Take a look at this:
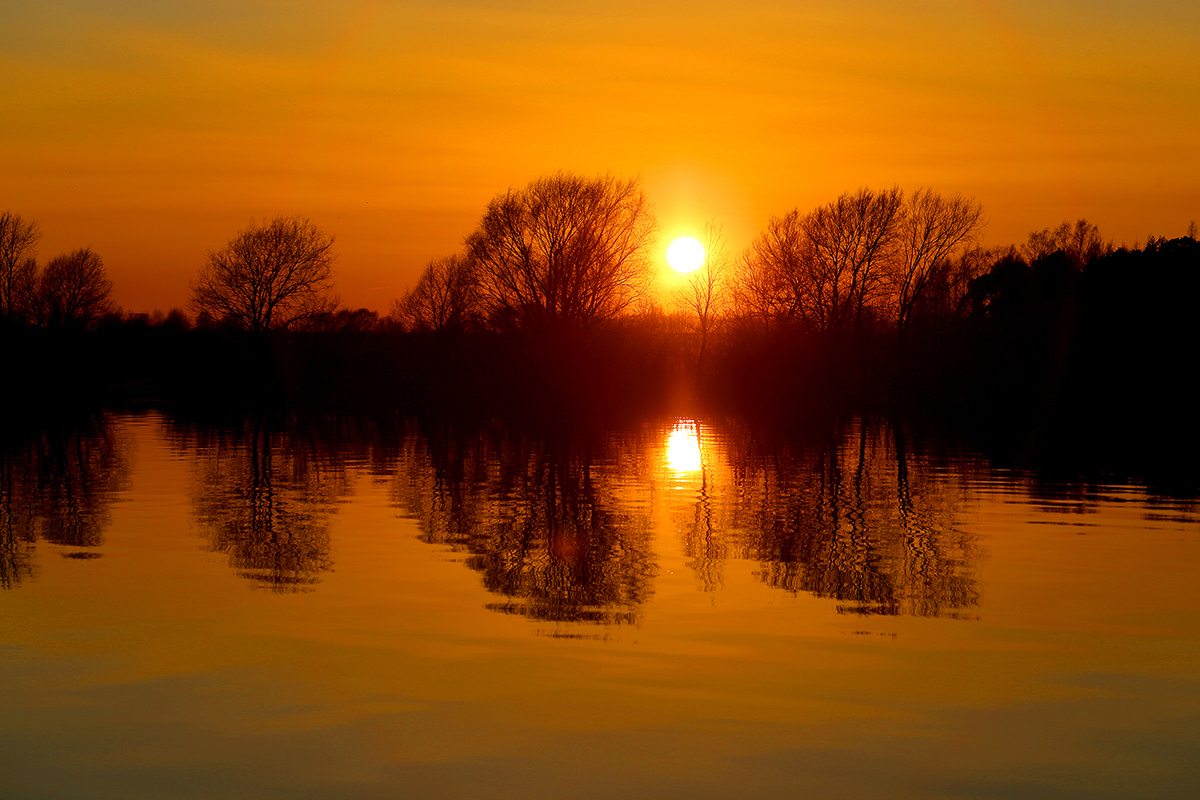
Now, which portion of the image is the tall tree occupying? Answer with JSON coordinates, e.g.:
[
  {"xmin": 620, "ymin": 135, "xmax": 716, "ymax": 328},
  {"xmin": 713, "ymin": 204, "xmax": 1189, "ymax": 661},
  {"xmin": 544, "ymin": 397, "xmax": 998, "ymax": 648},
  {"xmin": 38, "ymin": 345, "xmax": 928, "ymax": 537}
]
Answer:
[
  {"xmin": 739, "ymin": 188, "xmax": 904, "ymax": 338},
  {"xmin": 737, "ymin": 208, "xmax": 808, "ymax": 327},
  {"xmin": 0, "ymin": 211, "xmax": 41, "ymax": 321},
  {"xmin": 192, "ymin": 216, "xmax": 338, "ymax": 332},
  {"xmin": 36, "ymin": 248, "xmax": 114, "ymax": 329},
  {"xmin": 892, "ymin": 189, "xmax": 984, "ymax": 334},
  {"xmin": 466, "ymin": 173, "xmax": 656, "ymax": 332},
  {"xmin": 390, "ymin": 253, "xmax": 478, "ymax": 333},
  {"xmin": 1023, "ymin": 219, "xmax": 1109, "ymax": 267},
  {"xmin": 675, "ymin": 222, "xmax": 731, "ymax": 370},
  {"xmin": 802, "ymin": 186, "xmax": 904, "ymax": 337}
]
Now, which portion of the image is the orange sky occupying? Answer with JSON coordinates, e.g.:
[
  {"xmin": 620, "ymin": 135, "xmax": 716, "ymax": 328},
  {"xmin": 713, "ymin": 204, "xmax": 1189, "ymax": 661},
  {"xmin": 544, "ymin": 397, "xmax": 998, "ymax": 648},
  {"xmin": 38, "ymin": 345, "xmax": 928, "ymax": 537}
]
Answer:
[{"xmin": 3, "ymin": 0, "xmax": 1198, "ymax": 314}]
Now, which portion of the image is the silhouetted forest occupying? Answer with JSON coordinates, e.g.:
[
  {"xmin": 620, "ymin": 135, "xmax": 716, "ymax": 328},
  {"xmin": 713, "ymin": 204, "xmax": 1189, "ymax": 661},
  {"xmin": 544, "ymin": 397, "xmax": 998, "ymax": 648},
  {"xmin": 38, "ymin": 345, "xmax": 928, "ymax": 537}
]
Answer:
[{"xmin": 3, "ymin": 184, "xmax": 1197, "ymax": 477}]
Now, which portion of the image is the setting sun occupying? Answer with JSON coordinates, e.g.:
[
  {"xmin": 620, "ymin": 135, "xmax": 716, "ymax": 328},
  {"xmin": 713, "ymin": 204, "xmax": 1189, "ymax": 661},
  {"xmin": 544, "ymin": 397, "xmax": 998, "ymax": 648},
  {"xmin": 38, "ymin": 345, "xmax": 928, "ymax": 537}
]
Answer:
[{"xmin": 667, "ymin": 237, "xmax": 705, "ymax": 273}]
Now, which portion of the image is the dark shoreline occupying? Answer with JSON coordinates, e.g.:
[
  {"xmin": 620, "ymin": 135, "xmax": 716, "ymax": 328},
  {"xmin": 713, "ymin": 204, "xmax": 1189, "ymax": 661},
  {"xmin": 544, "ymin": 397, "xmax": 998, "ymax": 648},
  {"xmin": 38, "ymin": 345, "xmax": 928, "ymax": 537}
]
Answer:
[{"xmin": 3, "ymin": 235, "xmax": 1197, "ymax": 497}]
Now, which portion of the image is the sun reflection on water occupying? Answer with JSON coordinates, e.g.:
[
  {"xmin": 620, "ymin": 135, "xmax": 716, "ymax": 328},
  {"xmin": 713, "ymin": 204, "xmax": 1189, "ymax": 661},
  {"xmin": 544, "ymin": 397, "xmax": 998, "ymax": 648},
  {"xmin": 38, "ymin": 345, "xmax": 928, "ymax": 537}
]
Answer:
[{"xmin": 666, "ymin": 421, "xmax": 702, "ymax": 472}]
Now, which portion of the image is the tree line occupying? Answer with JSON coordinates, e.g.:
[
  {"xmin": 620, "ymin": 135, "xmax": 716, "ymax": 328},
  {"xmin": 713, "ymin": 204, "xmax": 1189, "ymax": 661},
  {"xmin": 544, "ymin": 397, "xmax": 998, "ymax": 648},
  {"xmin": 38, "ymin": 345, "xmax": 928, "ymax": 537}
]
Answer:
[
  {"xmin": 384, "ymin": 175, "xmax": 1141, "ymax": 357},
  {"xmin": 0, "ymin": 174, "xmax": 1165, "ymax": 341},
  {"xmin": 386, "ymin": 177, "xmax": 990, "ymax": 341},
  {"xmin": 3, "ymin": 173, "xmax": 1196, "ymax": 429}
]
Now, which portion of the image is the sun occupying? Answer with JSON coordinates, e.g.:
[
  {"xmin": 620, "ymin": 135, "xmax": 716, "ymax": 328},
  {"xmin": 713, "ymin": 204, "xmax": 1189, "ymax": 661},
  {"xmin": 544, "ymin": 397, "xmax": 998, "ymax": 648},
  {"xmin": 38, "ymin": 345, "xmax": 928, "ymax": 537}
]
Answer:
[{"xmin": 667, "ymin": 237, "xmax": 705, "ymax": 273}]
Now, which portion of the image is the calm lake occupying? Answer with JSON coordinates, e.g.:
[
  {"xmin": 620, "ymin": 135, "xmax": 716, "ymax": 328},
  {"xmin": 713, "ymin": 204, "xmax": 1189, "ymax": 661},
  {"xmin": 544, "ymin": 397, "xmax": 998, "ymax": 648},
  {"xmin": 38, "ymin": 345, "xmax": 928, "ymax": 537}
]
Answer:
[{"xmin": 2, "ymin": 410, "xmax": 1198, "ymax": 799}]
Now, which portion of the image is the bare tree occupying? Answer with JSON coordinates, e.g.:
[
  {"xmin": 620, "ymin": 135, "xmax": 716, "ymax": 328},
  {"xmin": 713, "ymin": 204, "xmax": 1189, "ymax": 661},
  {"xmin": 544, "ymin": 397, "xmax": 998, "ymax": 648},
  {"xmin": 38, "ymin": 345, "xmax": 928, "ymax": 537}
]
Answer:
[
  {"xmin": 1062, "ymin": 219, "xmax": 1109, "ymax": 266},
  {"xmin": 736, "ymin": 208, "xmax": 808, "ymax": 327},
  {"xmin": 191, "ymin": 216, "xmax": 338, "ymax": 332},
  {"xmin": 674, "ymin": 222, "xmax": 731, "ymax": 369},
  {"xmin": 803, "ymin": 186, "xmax": 904, "ymax": 337},
  {"xmin": 390, "ymin": 253, "xmax": 478, "ymax": 333},
  {"xmin": 1022, "ymin": 223, "xmax": 1065, "ymax": 263},
  {"xmin": 1023, "ymin": 219, "xmax": 1110, "ymax": 267},
  {"xmin": 8, "ymin": 258, "xmax": 39, "ymax": 324},
  {"xmin": 739, "ymin": 188, "xmax": 904, "ymax": 338},
  {"xmin": 892, "ymin": 189, "xmax": 985, "ymax": 333},
  {"xmin": 0, "ymin": 211, "xmax": 41, "ymax": 321},
  {"xmin": 466, "ymin": 172, "xmax": 656, "ymax": 332},
  {"xmin": 35, "ymin": 248, "xmax": 114, "ymax": 329}
]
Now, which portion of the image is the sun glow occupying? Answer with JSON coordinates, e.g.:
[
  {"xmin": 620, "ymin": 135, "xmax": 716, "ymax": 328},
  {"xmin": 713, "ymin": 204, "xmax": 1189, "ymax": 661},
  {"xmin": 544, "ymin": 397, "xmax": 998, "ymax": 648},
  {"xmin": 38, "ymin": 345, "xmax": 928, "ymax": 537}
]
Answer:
[
  {"xmin": 667, "ymin": 237, "xmax": 705, "ymax": 273},
  {"xmin": 666, "ymin": 422, "xmax": 703, "ymax": 472}
]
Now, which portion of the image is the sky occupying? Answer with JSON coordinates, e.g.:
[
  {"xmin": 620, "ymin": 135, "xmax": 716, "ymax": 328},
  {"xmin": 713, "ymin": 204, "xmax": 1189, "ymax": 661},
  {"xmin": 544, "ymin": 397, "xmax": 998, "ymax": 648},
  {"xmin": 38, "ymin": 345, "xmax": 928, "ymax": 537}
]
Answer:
[{"xmin": 3, "ymin": 0, "xmax": 1198, "ymax": 314}]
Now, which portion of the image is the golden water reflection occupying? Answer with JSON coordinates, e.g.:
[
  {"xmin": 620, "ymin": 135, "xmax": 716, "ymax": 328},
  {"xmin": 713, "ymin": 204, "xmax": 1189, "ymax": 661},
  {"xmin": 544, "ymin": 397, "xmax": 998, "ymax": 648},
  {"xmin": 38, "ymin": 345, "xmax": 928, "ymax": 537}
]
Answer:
[
  {"xmin": 0, "ymin": 413, "xmax": 983, "ymax": 624},
  {"xmin": 2, "ymin": 412, "xmax": 1198, "ymax": 799},
  {"xmin": 666, "ymin": 420, "xmax": 702, "ymax": 472},
  {"xmin": 387, "ymin": 416, "xmax": 981, "ymax": 621},
  {"xmin": 660, "ymin": 419, "xmax": 981, "ymax": 615},
  {"xmin": 734, "ymin": 422, "xmax": 979, "ymax": 616},
  {"xmin": 391, "ymin": 423, "xmax": 656, "ymax": 625},
  {"xmin": 0, "ymin": 413, "xmax": 984, "ymax": 620}
]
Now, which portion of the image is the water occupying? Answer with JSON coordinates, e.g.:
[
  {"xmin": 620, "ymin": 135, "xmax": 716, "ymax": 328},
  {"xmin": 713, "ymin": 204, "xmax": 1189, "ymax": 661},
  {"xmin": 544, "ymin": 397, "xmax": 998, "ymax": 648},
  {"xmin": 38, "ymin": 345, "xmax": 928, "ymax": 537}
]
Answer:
[{"xmin": 1, "ymin": 411, "xmax": 1198, "ymax": 798}]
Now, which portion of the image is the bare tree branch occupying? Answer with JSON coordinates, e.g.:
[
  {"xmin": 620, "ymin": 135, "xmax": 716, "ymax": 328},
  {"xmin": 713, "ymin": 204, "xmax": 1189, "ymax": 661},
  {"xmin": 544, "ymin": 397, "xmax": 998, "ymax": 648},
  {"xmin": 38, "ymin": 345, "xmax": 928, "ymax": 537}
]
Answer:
[
  {"xmin": 893, "ymin": 189, "xmax": 985, "ymax": 333},
  {"xmin": 0, "ymin": 211, "xmax": 41, "ymax": 321},
  {"xmin": 674, "ymin": 221, "xmax": 731, "ymax": 369},
  {"xmin": 191, "ymin": 216, "xmax": 338, "ymax": 332},
  {"xmin": 738, "ymin": 188, "xmax": 905, "ymax": 338},
  {"xmin": 466, "ymin": 173, "xmax": 656, "ymax": 332},
  {"xmin": 36, "ymin": 248, "xmax": 114, "ymax": 329},
  {"xmin": 390, "ymin": 253, "xmax": 479, "ymax": 333}
]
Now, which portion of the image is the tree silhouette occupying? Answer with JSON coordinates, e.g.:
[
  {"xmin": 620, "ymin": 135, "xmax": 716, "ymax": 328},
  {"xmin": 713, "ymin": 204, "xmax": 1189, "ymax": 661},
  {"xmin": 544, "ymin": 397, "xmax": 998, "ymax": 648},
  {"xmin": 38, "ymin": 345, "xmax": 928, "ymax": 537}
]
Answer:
[
  {"xmin": 191, "ymin": 216, "xmax": 338, "ymax": 332},
  {"xmin": 739, "ymin": 187, "xmax": 904, "ymax": 337},
  {"xmin": 466, "ymin": 172, "xmax": 656, "ymax": 332},
  {"xmin": 35, "ymin": 248, "xmax": 114, "ymax": 329},
  {"xmin": 803, "ymin": 187, "xmax": 905, "ymax": 337},
  {"xmin": 1023, "ymin": 219, "xmax": 1110, "ymax": 267},
  {"xmin": 674, "ymin": 222, "xmax": 731, "ymax": 371},
  {"xmin": 732, "ymin": 208, "xmax": 805, "ymax": 326},
  {"xmin": 0, "ymin": 211, "xmax": 41, "ymax": 322},
  {"xmin": 390, "ymin": 253, "xmax": 478, "ymax": 333},
  {"xmin": 893, "ymin": 189, "xmax": 984, "ymax": 335}
]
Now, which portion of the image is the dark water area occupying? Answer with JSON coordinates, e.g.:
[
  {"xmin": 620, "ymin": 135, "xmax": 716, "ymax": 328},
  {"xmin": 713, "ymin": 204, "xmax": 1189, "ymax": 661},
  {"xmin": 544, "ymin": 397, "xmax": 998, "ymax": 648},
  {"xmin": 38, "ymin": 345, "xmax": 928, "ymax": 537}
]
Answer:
[{"xmin": 2, "ymin": 409, "xmax": 1198, "ymax": 798}]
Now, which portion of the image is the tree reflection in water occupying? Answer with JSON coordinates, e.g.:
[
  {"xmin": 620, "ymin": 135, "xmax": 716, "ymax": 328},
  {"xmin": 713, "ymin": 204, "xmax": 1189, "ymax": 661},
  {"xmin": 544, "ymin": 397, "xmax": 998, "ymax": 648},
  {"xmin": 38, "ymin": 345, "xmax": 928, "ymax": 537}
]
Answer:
[
  {"xmin": 393, "ymin": 422, "xmax": 657, "ymax": 625},
  {"xmin": 396, "ymin": 415, "xmax": 979, "ymax": 623},
  {"xmin": 170, "ymin": 416, "xmax": 358, "ymax": 592},
  {"xmin": 157, "ymin": 410, "xmax": 981, "ymax": 615},
  {"xmin": 0, "ymin": 412, "xmax": 130, "ymax": 588},
  {"xmin": 709, "ymin": 419, "xmax": 982, "ymax": 617}
]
